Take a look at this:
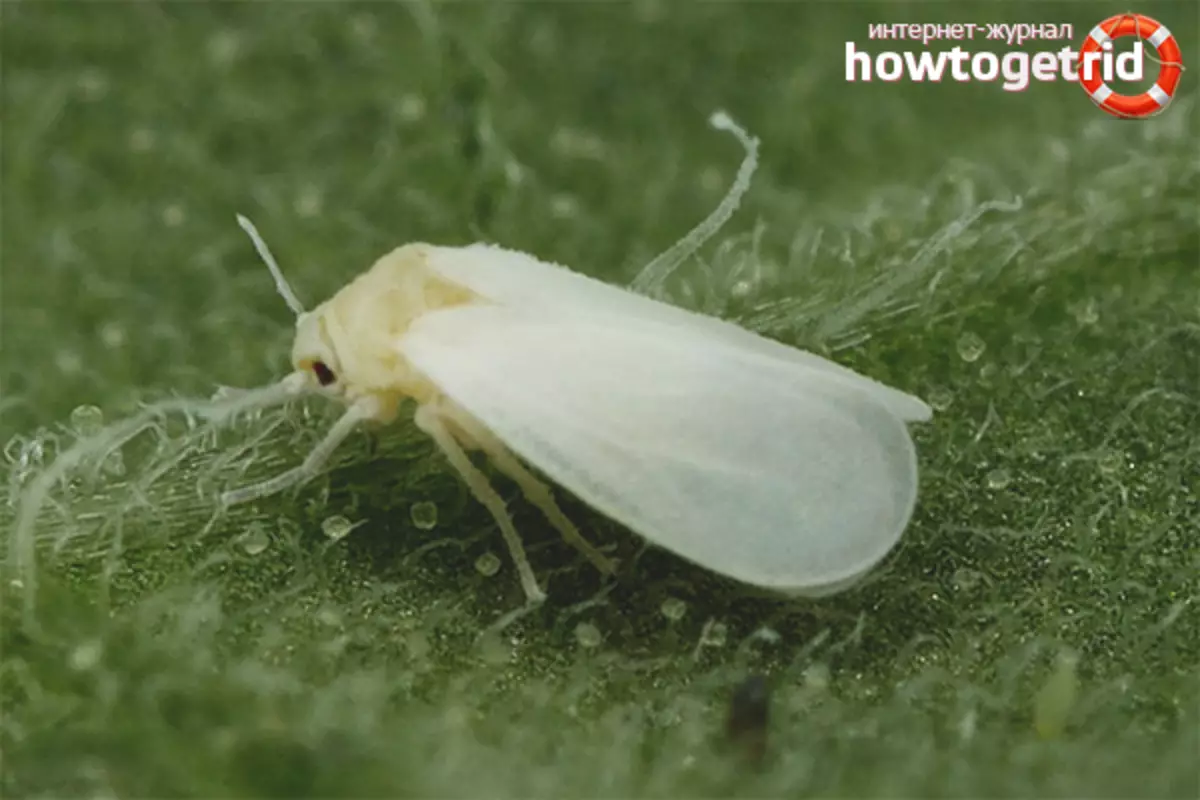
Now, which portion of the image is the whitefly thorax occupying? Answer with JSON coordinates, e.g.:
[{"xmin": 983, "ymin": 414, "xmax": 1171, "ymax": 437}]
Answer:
[{"xmin": 290, "ymin": 244, "xmax": 482, "ymax": 420}]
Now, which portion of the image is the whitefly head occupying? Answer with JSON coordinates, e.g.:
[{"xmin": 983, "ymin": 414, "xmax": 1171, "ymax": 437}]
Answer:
[
  {"xmin": 235, "ymin": 214, "xmax": 346, "ymax": 399},
  {"xmin": 236, "ymin": 216, "xmax": 467, "ymax": 420}
]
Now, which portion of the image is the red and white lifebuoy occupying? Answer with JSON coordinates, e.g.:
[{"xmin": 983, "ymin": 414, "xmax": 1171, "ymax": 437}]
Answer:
[{"xmin": 1078, "ymin": 13, "xmax": 1184, "ymax": 119}]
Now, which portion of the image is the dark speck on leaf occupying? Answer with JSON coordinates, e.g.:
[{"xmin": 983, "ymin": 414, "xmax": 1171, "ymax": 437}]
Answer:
[{"xmin": 726, "ymin": 673, "xmax": 770, "ymax": 767}]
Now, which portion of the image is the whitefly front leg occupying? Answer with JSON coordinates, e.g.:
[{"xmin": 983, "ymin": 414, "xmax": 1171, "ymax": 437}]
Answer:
[
  {"xmin": 219, "ymin": 396, "xmax": 379, "ymax": 507},
  {"xmin": 414, "ymin": 403, "xmax": 548, "ymax": 604},
  {"xmin": 231, "ymin": 214, "xmax": 553, "ymax": 604}
]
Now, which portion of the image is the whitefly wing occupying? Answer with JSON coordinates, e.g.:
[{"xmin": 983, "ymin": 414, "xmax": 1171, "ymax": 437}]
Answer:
[
  {"xmin": 424, "ymin": 244, "xmax": 932, "ymax": 423},
  {"xmin": 400, "ymin": 305, "xmax": 920, "ymax": 595}
]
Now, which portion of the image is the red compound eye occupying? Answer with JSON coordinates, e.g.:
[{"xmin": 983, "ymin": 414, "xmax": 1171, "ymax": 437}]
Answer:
[{"xmin": 311, "ymin": 361, "xmax": 336, "ymax": 386}]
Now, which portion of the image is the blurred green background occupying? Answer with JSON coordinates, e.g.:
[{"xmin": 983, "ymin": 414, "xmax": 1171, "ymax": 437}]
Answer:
[{"xmin": 2, "ymin": 2, "xmax": 1197, "ymax": 797}]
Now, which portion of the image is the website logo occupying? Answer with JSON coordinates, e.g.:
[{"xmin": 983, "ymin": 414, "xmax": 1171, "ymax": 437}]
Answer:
[
  {"xmin": 1079, "ymin": 13, "xmax": 1183, "ymax": 118},
  {"xmin": 846, "ymin": 12, "xmax": 1186, "ymax": 118}
]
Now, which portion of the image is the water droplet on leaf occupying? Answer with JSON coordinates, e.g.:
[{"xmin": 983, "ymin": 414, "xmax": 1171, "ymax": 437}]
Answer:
[
  {"xmin": 928, "ymin": 386, "xmax": 954, "ymax": 411},
  {"xmin": 162, "ymin": 204, "xmax": 185, "ymax": 227},
  {"xmin": 70, "ymin": 405, "xmax": 104, "ymax": 436},
  {"xmin": 699, "ymin": 619, "xmax": 728, "ymax": 648},
  {"xmin": 1097, "ymin": 449, "xmax": 1124, "ymax": 475},
  {"xmin": 410, "ymin": 501, "xmax": 438, "ymax": 530},
  {"xmin": 321, "ymin": 515, "xmax": 359, "ymax": 541},
  {"xmin": 474, "ymin": 552, "xmax": 501, "ymax": 577},
  {"xmin": 1034, "ymin": 650, "xmax": 1080, "ymax": 739},
  {"xmin": 803, "ymin": 663, "xmax": 830, "ymax": 690},
  {"xmin": 240, "ymin": 525, "xmax": 270, "ymax": 555},
  {"xmin": 294, "ymin": 185, "xmax": 324, "ymax": 218},
  {"xmin": 957, "ymin": 332, "xmax": 986, "ymax": 362},
  {"xmin": 660, "ymin": 597, "xmax": 687, "ymax": 621},
  {"xmin": 100, "ymin": 323, "xmax": 126, "ymax": 348},
  {"xmin": 952, "ymin": 568, "xmax": 983, "ymax": 591},
  {"xmin": 405, "ymin": 631, "xmax": 431, "ymax": 660},
  {"xmin": 69, "ymin": 639, "xmax": 103, "ymax": 671},
  {"xmin": 986, "ymin": 468, "xmax": 1011, "ymax": 490},
  {"xmin": 478, "ymin": 631, "xmax": 510, "ymax": 665},
  {"xmin": 574, "ymin": 622, "xmax": 603, "ymax": 648},
  {"xmin": 1072, "ymin": 298, "xmax": 1099, "ymax": 325}
]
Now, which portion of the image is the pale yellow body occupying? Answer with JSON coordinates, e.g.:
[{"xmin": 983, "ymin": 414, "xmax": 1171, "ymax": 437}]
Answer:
[
  {"xmin": 217, "ymin": 112, "xmax": 770, "ymax": 608},
  {"xmin": 18, "ymin": 112, "xmax": 923, "ymax": 619},
  {"xmin": 290, "ymin": 245, "xmax": 478, "ymax": 418},
  {"xmin": 227, "ymin": 243, "xmax": 616, "ymax": 604}
]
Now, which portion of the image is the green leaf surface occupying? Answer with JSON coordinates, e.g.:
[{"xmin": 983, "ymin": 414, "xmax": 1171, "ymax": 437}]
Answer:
[{"xmin": 3, "ymin": 3, "xmax": 1197, "ymax": 797}]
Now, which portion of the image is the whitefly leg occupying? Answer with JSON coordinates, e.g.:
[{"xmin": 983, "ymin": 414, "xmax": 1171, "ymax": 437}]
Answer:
[
  {"xmin": 414, "ymin": 403, "xmax": 547, "ymax": 604},
  {"xmin": 445, "ymin": 406, "xmax": 617, "ymax": 576},
  {"xmin": 220, "ymin": 398, "xmax": 373, "ymax": 507}
]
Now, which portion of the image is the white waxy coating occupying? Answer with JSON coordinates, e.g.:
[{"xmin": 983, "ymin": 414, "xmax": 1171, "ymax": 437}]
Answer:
[
  {"xmin": 10, "ymin": 111, "xmax": 931, "ymax": 617},
  {"xmin": 422, "ymin": 244, "xmax": 932, "ymax": 424},
  {"xmin": 400, "ymin": 303, "xmax": 920, "ymax": 595}
]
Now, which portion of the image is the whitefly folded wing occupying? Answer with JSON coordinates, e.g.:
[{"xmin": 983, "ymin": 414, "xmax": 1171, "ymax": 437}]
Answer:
[
  {"xmin": 400, "ymin": 305, "xmax": 920, "ymax": 595},
  {"xmin": 424, "ymin": 245, "xmax": 932, "ymax": 423}
]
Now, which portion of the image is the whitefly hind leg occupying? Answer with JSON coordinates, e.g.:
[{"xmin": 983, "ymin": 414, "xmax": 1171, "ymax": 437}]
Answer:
[
  {"xmin": 414, "ymin": 403, "xmax": 547, "ymax": 604},
  {"xmin": 443, "ymin": 404, "xmax": 617, "ymax": 576},
  {"xmin": 220, "ymin": 398, "xmax": 375, "ymax": 507}
]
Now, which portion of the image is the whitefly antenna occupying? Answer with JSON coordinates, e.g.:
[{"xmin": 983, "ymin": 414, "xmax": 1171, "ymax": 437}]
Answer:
[
  {"xmin": 236, "ymin": 214, "xmax": 307, "ymax": 317},
  {"xmin": 631, "ymin": 109, "xmax": 760, "ymax": 296}
]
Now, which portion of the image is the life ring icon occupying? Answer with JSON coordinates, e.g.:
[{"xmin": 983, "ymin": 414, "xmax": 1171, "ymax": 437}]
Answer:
[{"xmin": 1078, "ymin": 13, "xmax": 1184, "ymax": 119}]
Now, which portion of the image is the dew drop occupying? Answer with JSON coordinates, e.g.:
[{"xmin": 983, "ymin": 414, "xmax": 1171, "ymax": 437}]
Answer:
[
  {"xmin": 405, "ymin": 630, "xmax": 431, "ymax": 660},
  {"xmin": 478, "ymin": 631, "xmax": 510, "ymax": 665},
  {"xmin": 350, "ymin": 13, "xmax": 377, "ymax": 41},
  {"xmin": 70, "ymin": 405, "xmax": 104, "ymax": 436},
  {"xmin": 699, "ymin": 165, "xmax": 724, "ymax": 194},
  {"xmin": 927, "ymin": 386, "xmax": 954, "ymax": 411},
  {"xmin": 76, "ymin": 68, "xmax": 110, "ymax": 100},
  {"xmin": 474, "ymin": 552, "xmax": 502, "ymax": 577},
  {"xmin": 956, "ymin": 331, "xmax": 986, "ymax": 363},
  {"xmin": 100, "ymin": 322, "xmax": 126, "ymax": 349},
  {"xmin": 633, "ymin": 0, "xmax": 666, "ymax": 23},
  {"xmin": 985, "ymin": 468, "xmax": 1011, "ymax": 490},
  {"xmin": 56, "ymin": 350, "xmax": 83, "ymax": 374},
  {"xmin": 1097, "ymin": 449, "xmax": 1124, "ymax": 475},
  {"xmin": 396, "ymin": 93, "xmax": 426, "ymax": 123},
  {"xmin": 410, "ymin": 501, "xmax": 438, "ymax": 530},
  {"xmin": 162, "ymin": 204, "xmax": 185, "ymax": 227},
  {"xmin": 206, "ymin": 30, "xmax": 242, "ymax": 65},
  {"xmin": 549, "ymin": 193, "xmax": 580, "ymax": 219},
  {"xmin": 321, "ymin": 515, "xmax": 358, "ymax": 541},
  {"xmin": 660, "ymin": 597, "xmax": 687, "ymax": 622},
  {"xmin": 952, "ymin": 568, "xmax": 983, "ymax": 592},
  {"xmin": 574, "ymin": 622, "xmax": 603, "ymax": 649},
  {"xmin": 803, "ymin": 663, "xmax": 830, "ymax": 690},
  {"xmin": 958, "ymin": 708, "xmax": 978, "ymax": 743},
  {"xmin": 101, "ymin": 451, "xmax": 126, "ymax": 477},
  {"xmin": 69, "ymin": 639, "xmax": 103, "ymax": 671},
  {"xmin": 749, "ymin": 626, "xmax": 781, "ymax": 645},
  {"xmin": 504, "ymin": 160, "xmax": 525, "ymax": 187},
  {"xmin": 730, "ymin": 279, "xmax": 753, "ymax": 299},
  {"xmin": 1072, "ymin": 297, "xmax": 1099, "ymax": 325},
  {"xmin": 699, "ymin": 619, "xmax": 728, "ymax": 648},
  {"xmin": 129, "ymin": 127, "xmax": 156, "ymax": 152},
  {"xmin": 1034, "ymin": 650, "xmax": 1080, "ymax": 739},
  {"xmin": 550, "ymin": 127, "xmax": 607, "ymax": 160},
  {"xmin": 294, "ymin": 185, "xmax": 324, "ymax": 218},
  {"xmin": 240, "ymin": 525, "xmax": 270, "ymax": 555}
]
